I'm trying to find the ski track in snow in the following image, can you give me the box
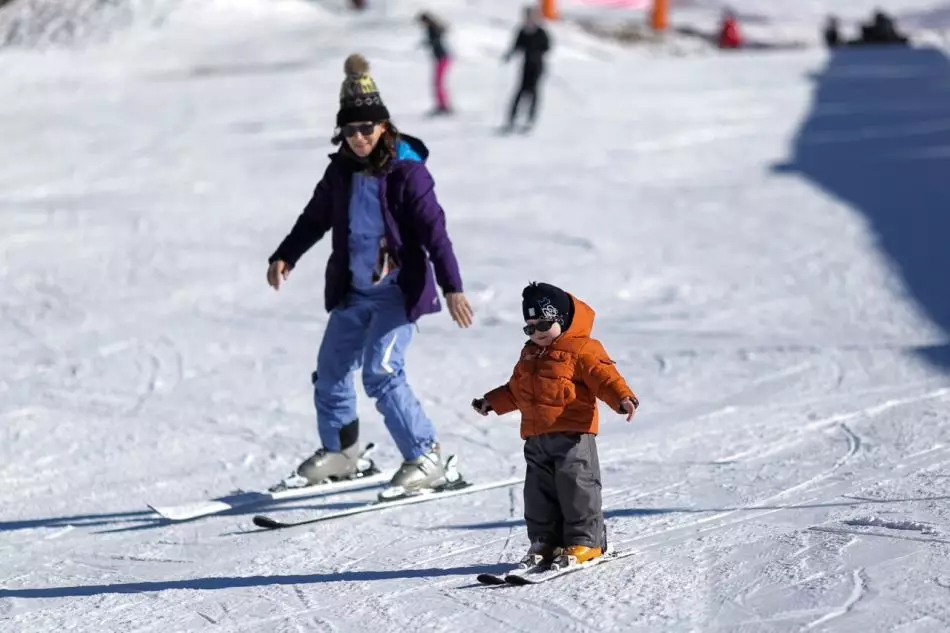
[3,0,950,631]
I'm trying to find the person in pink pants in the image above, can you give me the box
[417,11,452,116]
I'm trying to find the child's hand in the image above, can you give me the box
[619,398,637,422]
[472,397,492,416]
[267,260,290,290]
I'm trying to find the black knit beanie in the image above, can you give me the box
[522,282,574,329]
[337,54,391,127]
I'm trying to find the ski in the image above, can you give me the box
[476,564,536,586]
[476,552,547,585]
[504,549,635,585]
[252,476,525,530]
[149,444,388,521]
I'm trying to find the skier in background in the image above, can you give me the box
[502,5,552,133]
[472,282,639,569]
[718,8,743,49]
[417,11,453,116]
[267,53,474,500]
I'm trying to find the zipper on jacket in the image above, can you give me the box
[529,351,539,437]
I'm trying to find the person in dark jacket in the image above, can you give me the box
[824,15,841,48]
[502,6,552,132]
[417,11,452,116]
[266,53,474,500]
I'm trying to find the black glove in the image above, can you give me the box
[472,398,493,413]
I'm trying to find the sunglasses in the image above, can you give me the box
[342,122,379,137]
[523,320,556,336]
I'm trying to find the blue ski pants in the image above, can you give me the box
[313,286,437,461]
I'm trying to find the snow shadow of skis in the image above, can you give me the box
[0,565,509,599]
[775,45,950,371]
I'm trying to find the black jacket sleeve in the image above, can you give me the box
[268,169,334,268]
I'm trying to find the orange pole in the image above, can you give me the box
[651,0,669,31]
[541,0,559,21]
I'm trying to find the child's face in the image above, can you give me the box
[524,319,561,346]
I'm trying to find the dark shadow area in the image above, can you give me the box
[775,46,950,370]
[0,563,507,599]
[439,495,950,531]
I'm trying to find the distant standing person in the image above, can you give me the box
[417,11,452,116]
[502,5,551,133]
[718,8,743,49]
[823,15,841,48]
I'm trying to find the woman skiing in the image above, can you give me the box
[473,282,638,569]
[417,11,452,116]
[267,54,474,499]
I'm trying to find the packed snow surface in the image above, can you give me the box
[1,0,949,631]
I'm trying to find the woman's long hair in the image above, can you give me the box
[332,121,401,174]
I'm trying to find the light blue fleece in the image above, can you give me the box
[347,141,422,291]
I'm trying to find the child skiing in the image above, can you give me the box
[472,282,638,569]
[267,53,474,500]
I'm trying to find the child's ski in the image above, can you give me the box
[476,563,539,586]
[253,476,525,530]
[504,549,635,585]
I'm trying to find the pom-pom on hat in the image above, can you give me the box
[337,53,391,127]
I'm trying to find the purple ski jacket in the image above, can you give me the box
[268,134,464,323]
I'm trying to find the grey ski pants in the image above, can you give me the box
[523,432,605,549]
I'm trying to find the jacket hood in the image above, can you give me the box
[397,133,430,161]
[561,294,594,339]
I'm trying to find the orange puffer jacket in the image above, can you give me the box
[484,296,637,439]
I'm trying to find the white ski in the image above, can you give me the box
[148,443,389,521]
[148,471,394,521]
[148,470,396,521]
[503,548,635,585]
[252,476,526,529]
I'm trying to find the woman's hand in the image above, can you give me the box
[446,292,474,328]
[267,260,290,290]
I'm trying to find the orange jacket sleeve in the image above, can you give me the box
[577,340,636,412]
[485,368,520,416]
[485,384,519,415]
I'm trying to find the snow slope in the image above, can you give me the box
[1,0,950,631]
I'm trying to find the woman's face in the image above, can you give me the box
[343,121,384,158]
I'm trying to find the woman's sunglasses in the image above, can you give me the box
[523,320,556,336]
[342,122,379,137]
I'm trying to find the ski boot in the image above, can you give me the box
[377,443,467,501]
[549,545,603,571]
[269,442,379,493]
[518,541,561,570]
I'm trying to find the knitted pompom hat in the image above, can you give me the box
[337,53,391,127]
[522,282,574,329]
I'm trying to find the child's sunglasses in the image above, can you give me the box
[523,320,556,336]
[342,122,379,137]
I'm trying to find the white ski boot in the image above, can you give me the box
[269,443,379,493]
[377,444,466,501]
